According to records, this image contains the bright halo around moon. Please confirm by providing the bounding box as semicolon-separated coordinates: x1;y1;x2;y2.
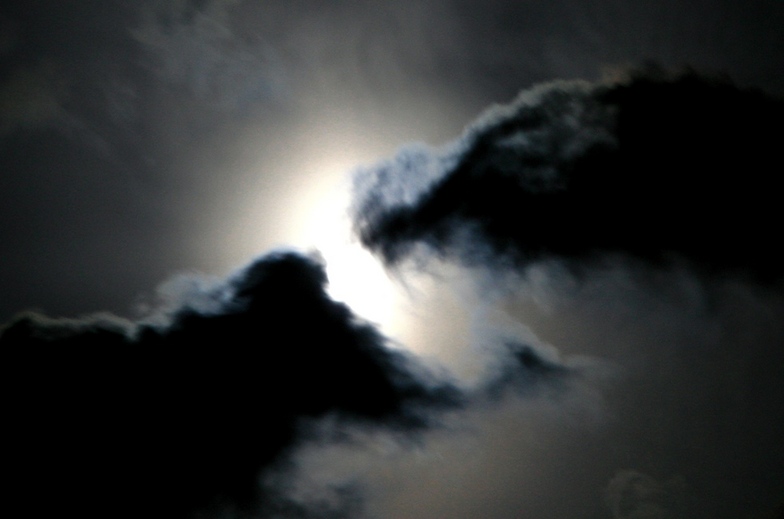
215;99;473;357
293;162;406;334
276;139;472;360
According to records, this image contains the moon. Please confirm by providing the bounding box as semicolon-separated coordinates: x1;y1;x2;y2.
293;162;405;331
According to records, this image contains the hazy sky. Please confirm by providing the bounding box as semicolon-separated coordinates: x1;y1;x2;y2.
1;1;783;519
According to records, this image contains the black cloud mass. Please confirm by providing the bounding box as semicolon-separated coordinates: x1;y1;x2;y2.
354;69;784;281
1;251;463;519
349;69;784;519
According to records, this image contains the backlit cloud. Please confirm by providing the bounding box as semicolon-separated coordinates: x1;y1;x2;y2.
353;68;784;281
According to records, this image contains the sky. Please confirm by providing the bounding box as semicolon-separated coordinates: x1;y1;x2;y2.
1;1;783;518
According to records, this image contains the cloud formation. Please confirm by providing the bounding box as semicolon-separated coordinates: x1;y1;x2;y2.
1;251;465;518
2;249;578;518
349;69;784;518
132;0;288;112
3;2;784;516
353;68;784;281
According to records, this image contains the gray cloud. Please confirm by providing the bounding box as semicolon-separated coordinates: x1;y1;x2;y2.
605;470;687;519
132;0;288;112
0;60;68;135
282;258;782;519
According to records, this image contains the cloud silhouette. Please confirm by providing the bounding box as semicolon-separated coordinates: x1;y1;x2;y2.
353;68;784;281
348;68;784;518
1;251;467;518
2;249;573;518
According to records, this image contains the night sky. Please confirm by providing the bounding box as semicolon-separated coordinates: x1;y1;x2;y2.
2;2;783;518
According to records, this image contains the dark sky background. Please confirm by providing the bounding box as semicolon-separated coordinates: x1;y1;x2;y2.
2;1;784;518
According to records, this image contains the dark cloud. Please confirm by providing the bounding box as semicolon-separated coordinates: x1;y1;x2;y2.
349;68;784;518
2;249;575;518
0;251;465;518
353;68;784;282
